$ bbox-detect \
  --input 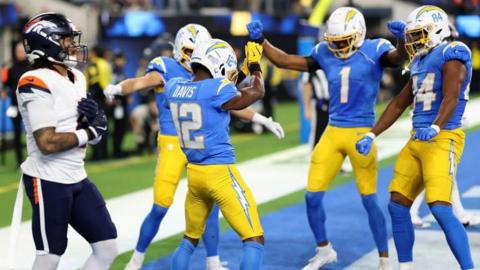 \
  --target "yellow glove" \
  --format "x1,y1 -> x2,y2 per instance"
240,59 -> 250,75
245,41 -> 263,66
